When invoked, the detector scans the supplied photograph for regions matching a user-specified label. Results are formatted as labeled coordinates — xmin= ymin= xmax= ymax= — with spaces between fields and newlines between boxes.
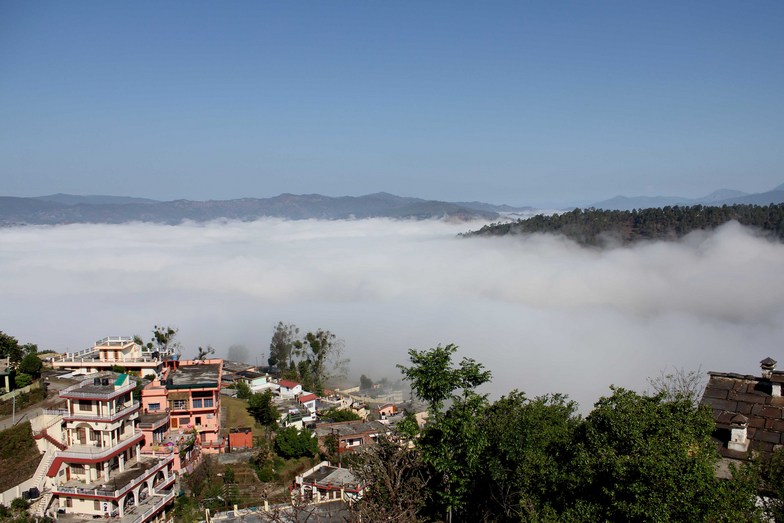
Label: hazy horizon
xmin=2 ymin=218 xmax=782 ymax=411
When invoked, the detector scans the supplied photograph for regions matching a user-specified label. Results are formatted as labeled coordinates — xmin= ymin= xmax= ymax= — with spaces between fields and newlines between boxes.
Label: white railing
xmin=95 ymin=336 xmax=134 ymax=346
xmin=60 ymin=378 xmax=135 ymax=399
xmin=127 ymin=489 xmax=176 ymax=523
xmin=53 ymin=454 xmax=174 ymax=500
xmin=56 ymin=432 xmax=144 ymax=461
xmin=63 ymin=401 xmax=140 ymax=422
xmin=56 ymin=348 xmax=98 ymax=362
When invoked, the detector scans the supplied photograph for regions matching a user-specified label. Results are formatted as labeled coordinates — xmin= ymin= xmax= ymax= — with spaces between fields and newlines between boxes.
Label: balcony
xmin=64 ymin=401 xmax=140 ymax=423
xmin=60 ymin=379 xmax=135 ymax=400
xmin=58 ymin=431 xmax=144 ymax=461
xmin=53 ymin=454 xmax=175 ymax=500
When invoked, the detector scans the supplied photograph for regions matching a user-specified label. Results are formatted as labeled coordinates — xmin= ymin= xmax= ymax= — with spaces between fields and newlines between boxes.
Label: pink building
xmin=141 ymin=359 xmax=224 ymax=457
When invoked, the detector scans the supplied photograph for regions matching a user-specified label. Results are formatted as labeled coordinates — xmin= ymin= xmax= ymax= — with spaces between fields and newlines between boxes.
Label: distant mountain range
xmin=0 ymin=192 xmax=534 ymax=226
xmin=1 ymin=184 xmax=782 ymax=226
xmin=588 ymin=183 xmax=784 ymax=211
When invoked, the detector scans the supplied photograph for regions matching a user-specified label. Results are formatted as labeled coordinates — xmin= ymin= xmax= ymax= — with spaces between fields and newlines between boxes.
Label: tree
xmin=564 ymin=387 xmax=758 ymax=522
xmin=398 ymin=344 xmax=492 ymax=522
xmin=14 ymin=373 xmax=32 ymax=388
xmin=292 ymin=328 xmax=348 ymax=396
xmin=351 ymin=436 xmax=430 ymax=523
xmin=247 ymin=390 xmax=279 ymax=428
xmin=234 ymin=380 xmax=252 ymax=400
xmin=269 ymin=322 xmax=298 ymax=369
xmin=469 ymin=391 xmax=580 ymax=522
xmin=273 ymin=427 xmax=318 ymax=459
xmin=0 ymin=332 xmax=23 ymax=365
xmin=135 ymin=325 xmax=181 ymax=359
xmin=18 ymin=353 xmax=42 ymax=378
xmin=360 ymin=374 xmax=374 ymax=390
xmin=195 ymin=345 xmax=215 ymax=360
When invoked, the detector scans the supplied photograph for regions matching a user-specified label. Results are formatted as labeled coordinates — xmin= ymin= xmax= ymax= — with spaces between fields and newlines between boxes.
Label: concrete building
xmin=52 ymin=336 xmax=172 ymax=376
xmin=294 ymin=461 xmax=365 ymax=504
xmin=41 ymin=373 xmax=176 ymax=521
xmin=141 ymin=359 xmax=224 ymax=453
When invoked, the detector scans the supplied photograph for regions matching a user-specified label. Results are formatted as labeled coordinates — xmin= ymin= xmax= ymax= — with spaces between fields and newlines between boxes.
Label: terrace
xmin=53 ymin=454 xmax=174 ymax=500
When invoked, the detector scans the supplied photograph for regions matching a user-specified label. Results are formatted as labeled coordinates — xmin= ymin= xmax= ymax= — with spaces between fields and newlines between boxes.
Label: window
xmin=195 ymin=417 xmax=202 ymax=426
xmin=192 ymin=399 xmax=202 ymax=408
xmin=172 ymin=399 xmax=186 ymax=410
xmin=65 ymin=498 xmax=72 ymax=508
xmin=148 ymin=403 xmax=160 ymax=411
xmin=203 ymin=398 xmax=214 ymax=408
xmin=179 ymin=417 xmax=189 ymax=426
xmin=78 ymin=401 xmax=91 ymax=412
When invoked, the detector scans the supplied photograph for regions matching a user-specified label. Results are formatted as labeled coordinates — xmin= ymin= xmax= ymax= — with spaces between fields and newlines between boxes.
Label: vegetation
xmin=273 ymin=427 xmax=318 ymax=459
xmin=246 ymin=390 xmax=279 ymax=428
xmin=0 ymin=422 xmax=41 ymax=494
xmin=350 ymin=344 xmax=766 ymax=523
xmin=133 ymin=324 xmax=181 ymax=358
xmin=271 ymin=323 xmax=349 ymax=396
xmin=463 ymin=203 xmax=784 ymax=246
xmin=319 ymin=407 xmax=361 ymax=422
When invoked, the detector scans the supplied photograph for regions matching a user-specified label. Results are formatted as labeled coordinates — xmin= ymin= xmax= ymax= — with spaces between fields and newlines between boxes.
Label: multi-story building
xmin=141 ymin=359 xmax=223 ymax=455
xmin=44 ymin=373 xmax=175 ymax=521
xmin=52 ymin=336 xmax=174 ymax=376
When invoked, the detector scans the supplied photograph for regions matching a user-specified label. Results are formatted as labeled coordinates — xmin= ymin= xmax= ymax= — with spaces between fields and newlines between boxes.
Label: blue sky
xmin=1 ymin=1 xmax=782 ymax=206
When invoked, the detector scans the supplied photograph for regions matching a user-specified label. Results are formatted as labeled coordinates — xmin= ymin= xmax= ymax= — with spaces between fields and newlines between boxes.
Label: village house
xmin=32 ymin=373 xmax=176 ymax=521
xmin=293 ymin=461 xmax=366 ymax=504
xmin=51 ymin=336 xmax=171 ymax=376
xmin=277 ymin=379 xmax=303 ymax=398
xmin=140 ymin=359 xmax=224 ymax=455
xmin=313 ymin=420 xmax=388 ymax=454
xmin=701 ymin=357 xmax=784 ymax=477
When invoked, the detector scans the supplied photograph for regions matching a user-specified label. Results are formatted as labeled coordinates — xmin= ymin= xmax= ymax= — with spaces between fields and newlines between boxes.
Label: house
xmin=141 ymin=359 xmax=224 ymax=454
xmin=0 ymin=358 xmax=11 ymax=393
xmin=377 ymin=403 xmax=398 ymax=419
xmin=52 ymin=336 xmax=169 ymax=376
xmin=313 ymin=420 xmax=388 ymax=453
xmin=40 ymin=373 xmax=176 ymax=520
xmin=293 ymin=461 xmax=366 ymax=504
xmin=701 ymin=357 xmax=784 ymax=477
xmin=298 ymin=393 xmax=318 ymax=417
xmin=278 ymin=379 xmax=303 ymax=398
xmin=228 ymin=428 xmax=253 ymax=451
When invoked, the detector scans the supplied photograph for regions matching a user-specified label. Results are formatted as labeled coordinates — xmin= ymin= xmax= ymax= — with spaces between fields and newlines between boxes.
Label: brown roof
xmin=701 ymin=371 xmax=784 ymax=462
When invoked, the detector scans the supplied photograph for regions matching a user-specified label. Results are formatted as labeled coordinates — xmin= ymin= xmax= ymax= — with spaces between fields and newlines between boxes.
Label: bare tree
xmin=648 ymin=365 xmax=706 ymax=406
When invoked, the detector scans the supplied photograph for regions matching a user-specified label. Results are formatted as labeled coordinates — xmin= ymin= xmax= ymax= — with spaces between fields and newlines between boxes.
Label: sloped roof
xmin=701 ymin=369 xmax=784 ymax=462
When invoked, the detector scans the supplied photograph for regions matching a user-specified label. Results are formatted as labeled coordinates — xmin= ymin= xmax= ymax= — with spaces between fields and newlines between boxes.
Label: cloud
xmin=2 ymin=219 xmax=782 ymax=411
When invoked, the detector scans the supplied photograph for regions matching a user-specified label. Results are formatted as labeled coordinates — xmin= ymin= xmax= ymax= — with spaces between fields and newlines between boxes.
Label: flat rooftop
xmin=168 ymin=363 xmax=221 ymax=389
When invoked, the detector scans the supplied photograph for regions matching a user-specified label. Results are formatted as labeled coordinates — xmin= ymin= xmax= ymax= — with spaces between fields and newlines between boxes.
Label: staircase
xmin=33 ymin=450 xmax=56 ymax=490
xmin=31 ymin=490 xmax=53 ymax=518
xmin=34 ymin=428 xmax=67 ymax=451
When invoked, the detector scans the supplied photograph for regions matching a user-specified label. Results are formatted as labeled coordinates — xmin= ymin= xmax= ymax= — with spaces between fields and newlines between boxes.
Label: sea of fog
xmin=2 ymin=218 xmax=783 ymax=411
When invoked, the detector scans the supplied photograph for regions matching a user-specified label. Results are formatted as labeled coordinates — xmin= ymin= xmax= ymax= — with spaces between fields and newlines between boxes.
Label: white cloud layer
xmin=2 ymin=219 xmax=783 ymax=411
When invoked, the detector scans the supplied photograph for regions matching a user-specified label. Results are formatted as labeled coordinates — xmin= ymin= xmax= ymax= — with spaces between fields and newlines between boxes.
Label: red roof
xmin=278 ymin=380 xmax=301 ymax=389
xmin=298 ymin=393 xmax=317 ymax=403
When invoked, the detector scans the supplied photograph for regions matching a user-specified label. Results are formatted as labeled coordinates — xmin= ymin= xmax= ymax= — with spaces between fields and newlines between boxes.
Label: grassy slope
xmin=221 ymin=395 xmax=266 ymax=438
xmin=0 ymin=421 xmax=42 ymax=493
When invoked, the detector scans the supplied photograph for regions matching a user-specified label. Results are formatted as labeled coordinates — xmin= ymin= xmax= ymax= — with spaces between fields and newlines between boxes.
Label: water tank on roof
xmin=93 ymin=378 xmax=101 ymax=385
xmin=102 ymin=378 xmax=109 ymax=386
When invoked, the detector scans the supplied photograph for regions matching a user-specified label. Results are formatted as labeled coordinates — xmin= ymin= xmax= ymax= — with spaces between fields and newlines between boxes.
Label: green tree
xmin=469 ymin=391 xmax=580 ymax=522
xmin=293 ymin=329 xmax=348 ymax=396
xmin=234 ymin=380 xmax=252 ymax=400
xmin=564 ymin=387 xmax=759 ymax=522
xmin=17 ymin=353 xmax=42 ymax=378
xmin=273 ymin=427 xmax=318 ymax=459
xmin=398 ymin=344 xmax=491 ymax=522
xmin=0 ymin=332 xmax=23 ymax=365
xmin=14 ymin=373 xmax=32 ymax=388
xmin=135 ymin=325 xmax=181 ymax=359
xmin=269 ymin=322 xmax=298 ymax=369
xmin=247 ymin=390 xmax=279 ymax=428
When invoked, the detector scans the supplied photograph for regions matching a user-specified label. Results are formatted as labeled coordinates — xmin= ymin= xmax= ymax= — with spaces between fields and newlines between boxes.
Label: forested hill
xmin=462 ymin=204 xmax=784 ymax=246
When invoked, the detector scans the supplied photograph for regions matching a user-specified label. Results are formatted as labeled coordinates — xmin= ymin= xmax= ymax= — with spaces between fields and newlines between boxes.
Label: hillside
xmin=0 ymin=193 xmax=504 ymax=225
xmin=463 ymin=204 xmax=784 ymax=246
xmin=0 ymin=422 xmax=42 ymax=494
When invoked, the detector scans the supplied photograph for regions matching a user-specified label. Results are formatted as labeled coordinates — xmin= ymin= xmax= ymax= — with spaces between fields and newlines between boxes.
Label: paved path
xmin=0 ymin=378 xmax=71 ymax=431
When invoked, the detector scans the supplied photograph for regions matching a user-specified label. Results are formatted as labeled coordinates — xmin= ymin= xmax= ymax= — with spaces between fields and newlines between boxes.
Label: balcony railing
xmin=126 ymin=488 xmax=176 ymax=523
xmin=58 ymin=431 xmax=144 ymax=461
xmin=60 ymin=379 xmax=135 ymax=400
xmin=63 ymin=401 xmax=140 ymax=423
xmin=53 ymin=455 xmax=174 ymax=500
